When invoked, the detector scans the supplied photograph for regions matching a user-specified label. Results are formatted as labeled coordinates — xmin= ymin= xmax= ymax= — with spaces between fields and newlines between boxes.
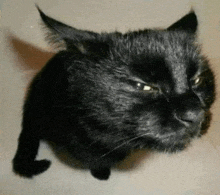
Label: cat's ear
xmin=36 ymin=6 xmax=107 ymax=55
xmin=167 ymin=11 xmax=198 ymax=33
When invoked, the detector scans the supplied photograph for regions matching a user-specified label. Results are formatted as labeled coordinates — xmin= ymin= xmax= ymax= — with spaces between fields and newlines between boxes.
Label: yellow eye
xmin=143 ymin=85 xmax=152 ymax=91
xmin=136 ymin=83 xmax=156 ymax=91
xmin=194 ymin=77 xmax=202 ymax=85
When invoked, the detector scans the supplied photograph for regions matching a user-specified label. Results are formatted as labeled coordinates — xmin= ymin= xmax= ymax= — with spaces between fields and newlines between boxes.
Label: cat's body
xmin=13 ymin=7 xmax=215 ymax=180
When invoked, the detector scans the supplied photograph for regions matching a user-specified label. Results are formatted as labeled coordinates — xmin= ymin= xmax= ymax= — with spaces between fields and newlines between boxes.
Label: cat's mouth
xmin=135 ymin=122 xmax=202 ymax=152
xmin=155 ymin=130 xmax=199 ymax=152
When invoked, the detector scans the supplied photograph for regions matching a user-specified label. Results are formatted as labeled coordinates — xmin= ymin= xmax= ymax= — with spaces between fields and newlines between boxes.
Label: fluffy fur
xmin=13 ymin=7 xmax=215 ymax=180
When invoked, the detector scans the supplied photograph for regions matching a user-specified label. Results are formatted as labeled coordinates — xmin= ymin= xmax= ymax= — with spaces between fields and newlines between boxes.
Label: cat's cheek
xmin=191 ymin=79 xmax=215 ymax=108
xmin=193 ymin=91 xmax=214 ymax=109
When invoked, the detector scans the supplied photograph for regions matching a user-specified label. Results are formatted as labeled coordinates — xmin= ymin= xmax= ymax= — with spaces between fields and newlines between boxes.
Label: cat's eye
xmin=193 ymin=76 xmax=203 ymax=85
xmin=194 ymin=77 xmax=200 ymax=84
xmin=136 ymin=83 xmax=158 ymax=92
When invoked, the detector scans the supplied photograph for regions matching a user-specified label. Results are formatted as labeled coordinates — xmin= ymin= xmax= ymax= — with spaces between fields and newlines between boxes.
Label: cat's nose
xmin=174 ymin=109 xmax=204 ymax=125
xmin=172 ymin=93 xmax=205 ymax=125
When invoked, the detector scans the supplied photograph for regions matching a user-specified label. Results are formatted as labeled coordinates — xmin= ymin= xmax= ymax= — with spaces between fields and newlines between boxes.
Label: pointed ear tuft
xmin=36 ymin=5 xmax=102 ymax=53
xmin=167 ymin=11 xmax=198 ymax=33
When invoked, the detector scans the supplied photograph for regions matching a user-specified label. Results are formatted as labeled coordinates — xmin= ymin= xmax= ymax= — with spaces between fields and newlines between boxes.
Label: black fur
xmin=13 ymin=8 xmax=215 ymax=180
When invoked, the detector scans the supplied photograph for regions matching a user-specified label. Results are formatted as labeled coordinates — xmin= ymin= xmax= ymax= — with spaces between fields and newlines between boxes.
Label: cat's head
xmin=38 ymin=7 xmax=215 ymax=152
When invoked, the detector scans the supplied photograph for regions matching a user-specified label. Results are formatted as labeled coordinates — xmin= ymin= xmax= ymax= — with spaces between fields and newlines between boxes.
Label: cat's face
xmin=39 ymin=9 xmax=215 ymax=152
xmin=73 ymin=31 xmax=214 ymax=152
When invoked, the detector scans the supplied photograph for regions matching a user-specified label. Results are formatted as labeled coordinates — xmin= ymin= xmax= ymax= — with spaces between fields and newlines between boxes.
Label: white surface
xmin=1 ymin=0 xmax=220 ymax=194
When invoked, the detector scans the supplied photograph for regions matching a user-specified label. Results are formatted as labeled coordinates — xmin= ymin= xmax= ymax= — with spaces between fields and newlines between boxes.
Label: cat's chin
xmin=153 ymin=138 xmax=192 ymax=153
xmin=136 ymin=126 xmax=201 ymax=153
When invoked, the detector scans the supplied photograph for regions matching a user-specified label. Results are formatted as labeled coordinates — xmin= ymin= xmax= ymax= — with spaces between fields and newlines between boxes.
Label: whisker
xmin=99 ymin=133 xmax=148 ymax=159
xmin=89 ymin=136 xmax=130 ymax=147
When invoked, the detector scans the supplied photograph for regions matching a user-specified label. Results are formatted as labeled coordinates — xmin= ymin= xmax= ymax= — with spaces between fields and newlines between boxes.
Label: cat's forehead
xmin=125 ymin=30 xmax=195 ymax=55
xmin=112 ymin=30 xmax=199 ymax=67
xmin=110 ymin=30 xmax=205 ymax=93
xmin=110 ymin=30 xmax=198 ymax=65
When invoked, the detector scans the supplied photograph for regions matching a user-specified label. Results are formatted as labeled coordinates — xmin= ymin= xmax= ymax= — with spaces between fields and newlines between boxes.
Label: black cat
xmin=13 ymin=7 xmax=215 ymax=180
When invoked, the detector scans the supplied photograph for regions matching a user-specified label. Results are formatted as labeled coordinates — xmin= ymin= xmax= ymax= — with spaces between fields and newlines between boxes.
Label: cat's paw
xmin=13 ymin=159 xmax=51 ymax=178
xmin=90 ymin=168 xmax=111 ymax=180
